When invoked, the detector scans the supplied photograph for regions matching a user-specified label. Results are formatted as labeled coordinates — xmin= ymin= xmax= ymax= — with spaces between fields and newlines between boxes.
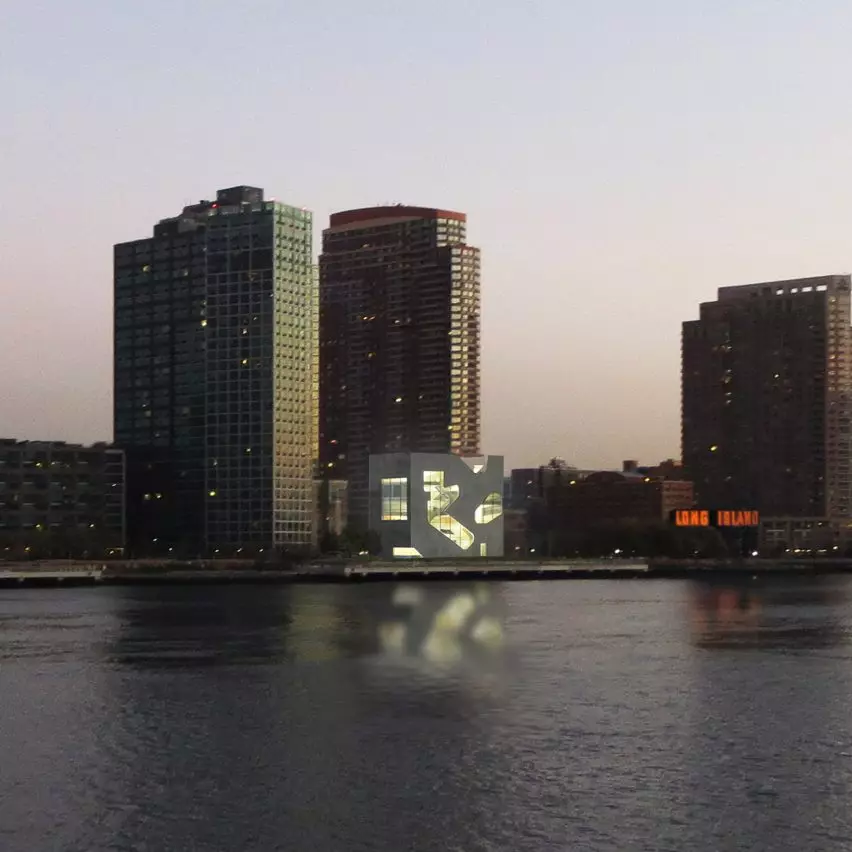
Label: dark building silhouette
xmin=545 ymin=471 xmax=694 ymax=528
xmin=0 ymin=439 xmax=124 ymax=558
xmin=622 ymin=458 xmax=686 ymax=480
xmin=506 ymin=459 xmax=693 ymax=554
xmin=319 ymin=206 xmax=481 ymax=527
xmin=682 ymin=275 xmax=852 ymax=519
xmin=509 ymin=463 xmax=582 ymax=510
xmin=113 ymin=186 xmax=317 ymax=555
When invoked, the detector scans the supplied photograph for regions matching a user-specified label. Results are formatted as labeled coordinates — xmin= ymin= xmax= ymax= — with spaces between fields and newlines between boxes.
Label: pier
xmin=0 ymin=558 xmax=650 ymax=587
xmin=1 ymin=557 xmax=849 ymax=588
xmin=0 ymin=562 xmax=106 ymax=586
xmin=330 ymin=559 xmax=650 ymax=581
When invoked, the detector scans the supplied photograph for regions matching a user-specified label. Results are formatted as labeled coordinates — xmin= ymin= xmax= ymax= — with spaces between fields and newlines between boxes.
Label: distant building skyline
xmin=544 ymin=469 xmax=694 ymax=526
xmin=114 ymin=186 xmax=316 ymax=554
xmin=319 ymin=205 xmax=481 ymax=526
xmin=8 ymin=2 xmax=852 ymax=470
xmin=508 ymin=457 xmax=687 ymax=513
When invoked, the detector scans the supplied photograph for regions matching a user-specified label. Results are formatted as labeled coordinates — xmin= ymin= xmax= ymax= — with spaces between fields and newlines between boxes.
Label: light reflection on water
xmin=3 ymin=577 xmax=852 ymax=851
xmin=688 ymin=576 xmax=849 ymax=649
xmin=377 ymin=582 xmax=505 ymax=660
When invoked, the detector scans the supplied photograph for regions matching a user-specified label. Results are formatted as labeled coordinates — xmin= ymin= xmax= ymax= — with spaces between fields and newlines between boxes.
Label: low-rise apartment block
xmin=0 ymin=440 xmax=125 ymax=558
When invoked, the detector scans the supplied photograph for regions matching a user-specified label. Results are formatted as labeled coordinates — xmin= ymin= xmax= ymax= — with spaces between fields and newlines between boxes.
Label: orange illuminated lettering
xmin=714 ymin=510 xmax=759 ymax=527
xmin=674 ymin=508 xmax=762 ymax=527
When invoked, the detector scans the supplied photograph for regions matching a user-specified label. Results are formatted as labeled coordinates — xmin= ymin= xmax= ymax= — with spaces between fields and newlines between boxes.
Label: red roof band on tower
xmin=328 ymin=206 xmax=466 ymax=228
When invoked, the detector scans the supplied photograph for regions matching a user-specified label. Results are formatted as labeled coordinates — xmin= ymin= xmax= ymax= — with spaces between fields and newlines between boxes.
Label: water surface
xmin=3 ymin=577 xmax=852 ymax=851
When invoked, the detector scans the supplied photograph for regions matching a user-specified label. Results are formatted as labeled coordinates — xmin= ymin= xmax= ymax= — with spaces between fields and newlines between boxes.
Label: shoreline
xmin=1 ymin=557 xmax=851 ymax=588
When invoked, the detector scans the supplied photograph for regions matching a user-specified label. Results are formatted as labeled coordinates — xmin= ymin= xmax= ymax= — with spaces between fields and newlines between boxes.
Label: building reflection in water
xmin=683 ymin=575 xmax=852 ymax=850
xmin=688 ymin=576 xmax=847 ymax=650
xmin=105 ymin=584 xmax=298 ymax=665
xmin=107 ymin=581 xmax=506 ymax=668
xmin=376 ymin=582 xmax=505 ymax=664
xmin=99 ymin=582 xmax=511 ymax=851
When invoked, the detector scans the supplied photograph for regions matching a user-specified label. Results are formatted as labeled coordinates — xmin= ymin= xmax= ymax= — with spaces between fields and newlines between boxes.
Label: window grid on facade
xmin=114 ymin=186 xmax=316 ymax=553
xmin=319 ymin=207 xmax=480 ymax=528
xmin=381 ymin=477 xmax=408 ymax=520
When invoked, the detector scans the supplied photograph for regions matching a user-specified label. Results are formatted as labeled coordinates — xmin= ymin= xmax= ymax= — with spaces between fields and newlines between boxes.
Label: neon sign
xmin=672 ymin=509 xmax=759 ymax=528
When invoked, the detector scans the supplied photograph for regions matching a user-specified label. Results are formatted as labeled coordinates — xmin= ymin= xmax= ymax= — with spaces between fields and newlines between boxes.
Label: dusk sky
xmin=3 ymin=0 xmax=852 ymax=470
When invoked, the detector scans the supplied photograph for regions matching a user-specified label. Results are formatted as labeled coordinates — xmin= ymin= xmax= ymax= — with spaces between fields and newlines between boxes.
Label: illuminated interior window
xmin=392 ymin=547 xmax=422 ymax=558
xmin=423 ymin=470 xmax=445 ymax=487
xmin=423 ymin=470 xmax=474 ymax=550
xmin=474 ymin=492 xmax=503 ymax=525
xmin=381 ymin=477 xmax=408 ymax=520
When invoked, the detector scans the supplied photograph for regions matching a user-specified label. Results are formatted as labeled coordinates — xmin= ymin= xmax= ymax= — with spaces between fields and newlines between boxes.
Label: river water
xmin=3 ymin=577 xmax=852 ymax=851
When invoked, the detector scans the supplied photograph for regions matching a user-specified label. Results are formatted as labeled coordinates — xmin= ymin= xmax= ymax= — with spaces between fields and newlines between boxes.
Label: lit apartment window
xmin=381 ymin=477 xmax=408 ymax=520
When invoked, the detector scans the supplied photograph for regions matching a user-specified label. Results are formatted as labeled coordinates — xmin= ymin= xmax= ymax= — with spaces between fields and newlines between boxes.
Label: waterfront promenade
xmin=0 ymin=558 xmax=649 ymax=587
xmin=1 ymin=556 xmax=851 ymax=587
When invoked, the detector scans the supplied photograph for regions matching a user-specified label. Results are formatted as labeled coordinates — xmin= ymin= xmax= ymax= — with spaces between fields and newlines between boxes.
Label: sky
xmin=3 ymin=0 xmax=852 ymax=471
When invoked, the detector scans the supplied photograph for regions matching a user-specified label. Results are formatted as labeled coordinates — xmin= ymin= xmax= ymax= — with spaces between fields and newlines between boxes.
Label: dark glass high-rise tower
xmin=114 ymin=186 xmax=317 ymax=555
xmin=682 ymin=274 xmax=852 ymax=518
xmin=319 ymin=205 xmax=481 ymax=527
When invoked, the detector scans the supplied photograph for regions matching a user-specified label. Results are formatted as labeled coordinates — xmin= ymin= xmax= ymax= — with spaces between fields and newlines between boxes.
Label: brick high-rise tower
xmin=682 ymin=275 xmax=852 ymax=519
xmin=319 ymin=206 xmax=481 ymax=528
